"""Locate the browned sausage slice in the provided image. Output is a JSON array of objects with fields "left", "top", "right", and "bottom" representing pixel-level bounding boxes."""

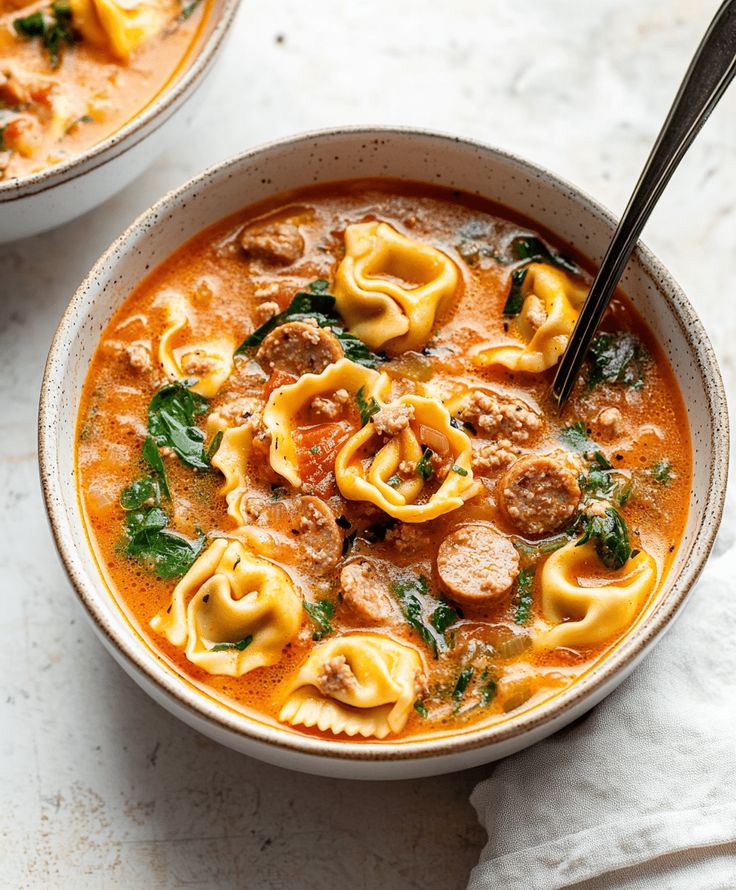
[
  {"left": 255, "top": 321, "right": 343, "bottom": 376},
  {"left": 437, "top": 524, "right": 519, "bottom": 605},
  {"left": 340, "top": 559, "right": 402, "bottom": 625},
  {"left": 240, "top": 222, "right": 304, "bottom": 265},
  {"left": 498, "top": 454, "right": 581, "bottom": 535}
]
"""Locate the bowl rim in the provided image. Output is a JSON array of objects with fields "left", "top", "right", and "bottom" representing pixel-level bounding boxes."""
[
  {"left": 0, "top": 0, "right": 241, "bottom": 201},
  {"left": 39, "top": 125, "right": 730, "bottom": 764}
]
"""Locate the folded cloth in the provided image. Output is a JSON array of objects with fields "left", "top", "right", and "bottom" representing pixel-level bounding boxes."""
[{"left": 468, "top": 494, "right": 736, "bottom": 890}]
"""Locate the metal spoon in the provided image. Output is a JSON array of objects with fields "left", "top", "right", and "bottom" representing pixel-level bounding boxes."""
[{"left": 552, "top": 0, "right": 736, "bottom": 408}]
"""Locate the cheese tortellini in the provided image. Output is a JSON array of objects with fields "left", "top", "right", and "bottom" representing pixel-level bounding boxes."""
[
  {"left": 206, "top": 414, "right": 253, "bottom": 526},
  {"left": 335, "top": 395, "right": 480, "bottom": 522},
  {"left": 262, "top": 357, "right": 391, "bottom": 487},
  {"left": 150, "top": 537, "right": 303, "bottom": 677},
  {"left": 70, "top": 0, "right": 177, "bottom": 59},
  {"left": 475, "top": 263, "right": 588, "bottom": 373},
  {"left": 158, "top": 298, "right": 234, "bottom": 398},
  {"left": 539, "top": 540, "right": 658, "bottom": 650},
  {"left": 333, "top": 221, "right": 459, "bottom": 354},
  {"left": 279, "top": 634, "right": 425, "bottom": 739}
]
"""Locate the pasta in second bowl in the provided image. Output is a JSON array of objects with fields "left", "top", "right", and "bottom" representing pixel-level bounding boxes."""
[{"left": 39, "top": 129, "right": 728, "bottom": 779}]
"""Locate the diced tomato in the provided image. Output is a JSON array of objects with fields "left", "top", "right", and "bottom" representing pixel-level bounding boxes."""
[
  {"left": 294, "top": 421, "right": 355, "bottom": 497},
  {"left": 264, "top": 370, "right": 297, "bottom": 400}
]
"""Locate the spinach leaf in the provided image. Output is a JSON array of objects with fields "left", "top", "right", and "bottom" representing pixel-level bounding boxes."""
[
  {"left": 120, "top": 476, "right": 159, "bottom": 511},
  {"left": 586, "top": 332, "right": 645, "bottom": 390},
  {"left": 356, "top": 386, "right": 380, "bottom": 426},
  {"left": 511, "top": 235, "right": 578, "bottom": 273},
  {"left": 514, "top": 565, "right": 536, "bottom": 625},
  {"left": 576, "top": 507, "right": 631, "bottom": 570},
  {"left": 14, "top": 1, "right": 76, "bottom": 68},
  {"left": 391, "top": 575, "right": 447, "bottom": 658},
  {"left": 502, "top": 268, "right": 528, "bottom": 317},
  {"left": 304, "top": 599, "right": 335, "bottom": 641},
  {"left": 451, "top": 464, "right": 468, "bottom": 477},
  {"left": 452, "top": 667, "right": 474, "bottom": 701},
  {"left": 430, "top": 600, "right": 461, "bottom": 634},
  {"left": 235, "top": 279, "right": 381, "bottom": 368},
  {"left": 415, "top": 446, "right": 434, "bottom": 481},
  {"left": 204, "top": 430, "right": 223, "bottom": 464},
  {"left": 148, "top": 382, "right": 209, "bottom": 470},
  {"left": 142, "top": 434, "right": 170, "bottom": 499},
  {"left": 125, "top": 519, "right": 205, "bottom": 580},
  {"left": 413, "top": 700, "right": 429, "bottom": 718},
  {"left": 559, "top": 421, "right": 590, "bottom": 452},
  {"left": 651, "top": 458, "right": 673, "bottom": 484},
  {"left": 211, "top": 635, "right": 253, "bottom": 652},
  {"left": 578, "top": 451, "right": 632, "bottom": 506}
]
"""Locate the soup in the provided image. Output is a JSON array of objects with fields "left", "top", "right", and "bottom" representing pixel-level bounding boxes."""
[
  {"left": 0, "top": 0, "right": 209, "bottom": 180},
  {"left": 76, "top": 181, "right": 690, "bottom": 742}
]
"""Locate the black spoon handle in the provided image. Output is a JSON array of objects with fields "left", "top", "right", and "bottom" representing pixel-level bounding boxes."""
[{"left": 552, "top": 0, "right": 736, "bottom": 407}]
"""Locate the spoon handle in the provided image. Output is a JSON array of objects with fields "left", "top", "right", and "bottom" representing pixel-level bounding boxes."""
[{"left": 552, "top": 0, "right": 736, "bottom": 407}]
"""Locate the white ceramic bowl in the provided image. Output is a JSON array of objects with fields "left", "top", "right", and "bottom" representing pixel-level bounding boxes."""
[
  {"left": 39, "top": 128, "right": 729, "bottom": 779},
  {"left": 0, "top": 0, "right": 240, "bottom": 243}
]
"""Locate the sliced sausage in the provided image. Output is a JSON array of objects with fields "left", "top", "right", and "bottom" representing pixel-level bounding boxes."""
[
  {"left": 340, "top": 559, "right": 401, "bottom": 625},
  {"left": 240, "top": 221, "right": 304, "bottom": 265},
  {"left": 240, "top": 494, "right": 342, "bottom": 570},
  {"left": 437, "top": 524, "right": 519, "bottom": 605},
  {"left": 498, "top": 454, "right": 581, "bottom": 535},
  {"left": 256, "top": 321, "right": 343, "bottom": 376}
]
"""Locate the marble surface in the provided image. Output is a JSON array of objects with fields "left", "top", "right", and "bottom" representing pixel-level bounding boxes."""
[{"left": 1, "top": 1, "right": 735, "bottom": 886}]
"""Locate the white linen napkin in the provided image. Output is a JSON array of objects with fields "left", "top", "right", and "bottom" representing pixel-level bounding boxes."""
[{"left": 468, "top": 493, "right": 736, "bottom": 889}]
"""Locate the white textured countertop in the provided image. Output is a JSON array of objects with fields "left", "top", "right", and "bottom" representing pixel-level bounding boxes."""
[{"left": 1, "top": 1, "right": 734, "bottom": 886}]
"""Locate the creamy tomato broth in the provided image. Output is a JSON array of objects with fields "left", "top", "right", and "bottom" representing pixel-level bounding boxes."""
[
  {"left": 77, "top": 181, "right": 690, "bottom": 742},
  {"left": 0, "top": 0, "right": 209, "bottom": 180}
]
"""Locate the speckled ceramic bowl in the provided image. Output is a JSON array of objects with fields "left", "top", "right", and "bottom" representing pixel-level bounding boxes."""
[
  {"left": 39, "top": 128, "right": 729, "bottom": 779},
  {"left": 0, "top": 0, "right": 240, "bottom": 243}
]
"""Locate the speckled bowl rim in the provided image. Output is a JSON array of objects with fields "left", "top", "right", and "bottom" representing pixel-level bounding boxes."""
[
  {"left": 0, "top": 0, "right": 240, "bottom": 201},
  {"left": 39, "top": 126, "right": 729, "bottom": 764}
]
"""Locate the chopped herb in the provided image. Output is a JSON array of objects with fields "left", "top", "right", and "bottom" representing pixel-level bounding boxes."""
[
  {"left": 179, "top": 0, "right": 202, "bottom": 19},
  {"left": 14, "top": 1, "right": 77, "bottom": 68},
  {"left": 502, "top": 267, "right": 528, "bottom": 317},
  {"left": 430, "top": 600, "right": 461, "bottom": 634},
  {"left": 356, "top": 386, "right": 380, "bottom": 425},
  {"left": 559, "top": 421, "right": 590, "bottom": 452},
  {"left": 415, "top": 446, "right": 434, "bottom": 481},
  {"left": 391, "top": 575, "right": 446, "bottom": 658},
  {"left": 235, "top": 279, "right": 381, "bottom": 368},
  {"left": 452, "top": 667, "right": 474, "bottom": 701},
  {"left": 309, "top": 445, "right": 320, "bottom": 454},
  {"left": 576, "top": 507, "right": 631, "bottom": 570},
  {"left": 511, "top": 235, "right": 578, "bottom": 273},
  {"left": 204, "top": 430, "right": 223, "bottom": 464},
  {"left": 0, "top": 125, "right": 8, "bottom": 153},
  {"left": 651, "top": 458, "right": 673, "bottom": 484},
  {"left": 66, "top": 114, "right": 93, "bottom": 133},
  {"left": 586, "top": 332, "right": 645, "bottom": 390},
  {"left": 514, "top": 566, "right": 536, "bottom": 625},
  {"left": 413, "top": 700, "right": 429, "bottom": 718},
  {"left": 270, "top": 485, "right": 285, "bottom": 501},
  {"left": 480, "top": 679, "right": 497, "bottom": 707},
  {"left": 303, "top": 599, "right": 335, "bottom": 641},
  {"left": 451, "top": 464, "right": 468, "bottom": 477},
  {"left": 211, "top": 635, "right": 253, "bottom": 652},
  {"left": 335, "top": 515, "right": 351, "bottom": 530},
  {"left": 342, "top": 531, "right": 357, "bottom": 556},
  {"left": 387, "top": 474, "right": 402, "bottom": 487},
  {"left": 148, "top": 382, "right": 209, "bottom": 470}
]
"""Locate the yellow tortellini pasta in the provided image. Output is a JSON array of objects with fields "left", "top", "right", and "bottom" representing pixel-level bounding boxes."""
[
  {"left": 70, "top": 0, "right": 177, "bottom": 59},
  {"left": 539, "top": 540, "right": 658, "bottom": 650},
  {"left": 158, "top": 298, "right": 234, "bottom": 398},
  {"left": 262, "top": 357, "right": 391, "bottom": 487},
  {"left": 333, "top": 221, "right": 459, "bottom": 354},
  {"left": 279, "top": 634, "right": 425, "bottom": 739},
  {"left": 206, "top": 414, "right": 253, "bottom": 526},
  {"left": 335, "top": 395, "right": 481, "bottom": 522},
  {"left": 150, "top": 536, "right": 303, "bottom": 677},
  {"left": 475, "top": 263, "right": 588, "bottom": 373}
]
